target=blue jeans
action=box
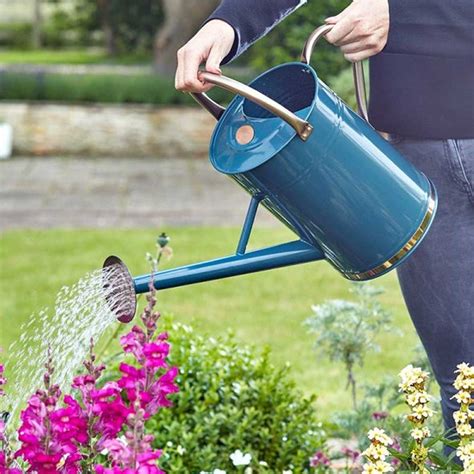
[390,135,474,435]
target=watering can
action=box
[103,25,437,323]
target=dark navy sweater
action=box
[208,0,474,139]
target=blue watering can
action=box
[103,25,437,323]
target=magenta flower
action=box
[15,355,88,473]
[142,342,170,369]
[372,411,389,421]
[3,276,178,473]
[310,450,331,468]
[121,326,147,362]
[0,363,6,397]
[341,446,360,462]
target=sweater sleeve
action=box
[386,0,474,58]
[207,0,307,64]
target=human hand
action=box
[175,19,235,93]
[325,0,389,62]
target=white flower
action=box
[453,391,472,405]
[399,365,429,392]
[362,461,394,473]
[454,410,469,425]
[230,449,252,466]
[406,390,429,407]
[411,427,431,440]
[282,470,293,474]
[213,470,227,474]
[363,443,390,461]
[259,461,269,467]
[367,428,394,446]
[176,444,186,455]
[457,423,474,437]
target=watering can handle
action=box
[301,24,369,122]
[191,72,314,141]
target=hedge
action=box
[0,71,233,106]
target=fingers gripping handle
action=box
[191,72,314,141]
[301,24,369,122]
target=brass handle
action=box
[191,72,313,141]
[301,24,369,122]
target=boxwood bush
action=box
[145,322,325,473]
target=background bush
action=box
[0,68,356,106]
[145,321,325,473]
[0,71,237,105]
[245,0,350,79]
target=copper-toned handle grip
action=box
[301,24,369,122]
[191,72,313,141]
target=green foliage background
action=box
[147,322,324,473]
[245,0,350,79]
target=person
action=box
[175,0,474,438]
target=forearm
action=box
[207,0,307,63]
[387,0,474,58]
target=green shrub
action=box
[245,0,349,79]
[146,322,325,473]
[0,72,235,106]
[0,23,33,49]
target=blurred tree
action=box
[246,0,350,79]
[154,0,220,76]
[32,0,43,48]
[97,0,116,55]
[66,0,163,54]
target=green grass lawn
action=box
[0,49,151,65]
[0,228,421,413]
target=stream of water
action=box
[4,265,130,425]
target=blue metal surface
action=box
[124,60,439,303]
[133,240,325,294]
[236,194,262,255]
[210,61,437,277]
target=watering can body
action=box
[208,61,436,280]
[103,25,437,323]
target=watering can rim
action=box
[103,255,137,324]
[209,61,319,175]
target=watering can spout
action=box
[102,240,325,323]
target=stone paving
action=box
[0,156,277,230]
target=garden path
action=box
[0,156,277,229]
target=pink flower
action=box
[121,326,147,362]
[372,411,389,421]
[341,446,360,462]
[15,356,87,473]
[310,450,331,468]
[146,367,180,415]
[0,363,6,397]
[142,342,169,369]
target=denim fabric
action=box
[390,135,474,434]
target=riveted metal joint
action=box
[300,123,314,141]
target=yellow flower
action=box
[406,390,430,407]
[399,365,429,392]
[456,363,474,378]
[367,428,394,446]
[409,405,434,422]
[362,461,394,473]
[363,444,390,461]
[453,391,473,405]
[457,423,474,438]
[454,376,474,392]
[454,410,469,425]
[457,441,474,472]
[411,427,431,441]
